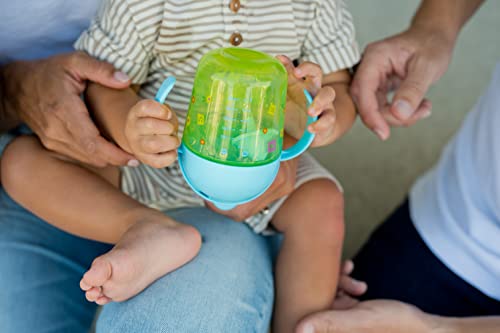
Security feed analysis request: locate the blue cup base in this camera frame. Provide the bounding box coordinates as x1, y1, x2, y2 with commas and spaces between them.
178, 145, 280, 208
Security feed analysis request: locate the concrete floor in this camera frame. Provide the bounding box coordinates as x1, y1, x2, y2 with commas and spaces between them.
310, 1, 500, 257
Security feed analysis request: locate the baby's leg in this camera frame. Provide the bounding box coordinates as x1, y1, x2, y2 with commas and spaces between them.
271, 179, 344, 333
1, 136, 201, 304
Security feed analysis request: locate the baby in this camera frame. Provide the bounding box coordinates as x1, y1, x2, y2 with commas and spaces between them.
1, 1, 359, 332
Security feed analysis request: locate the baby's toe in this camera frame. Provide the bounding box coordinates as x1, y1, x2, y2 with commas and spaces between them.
96, 296, 112, 305
85, 287, 103, 302
82, 256, 112, 288
80, 278, 92, 291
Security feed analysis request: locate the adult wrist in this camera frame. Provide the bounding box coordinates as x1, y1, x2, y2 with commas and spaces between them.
408, 20, 458, 49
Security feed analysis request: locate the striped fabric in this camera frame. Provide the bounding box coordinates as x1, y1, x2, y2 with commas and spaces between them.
75, 0, 359, 232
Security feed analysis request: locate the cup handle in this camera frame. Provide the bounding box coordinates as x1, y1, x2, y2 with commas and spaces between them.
154, 77, 177, 104
280, 89, 318, 161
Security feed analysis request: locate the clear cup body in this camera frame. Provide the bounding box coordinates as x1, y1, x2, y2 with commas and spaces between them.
182, 48, 287, 167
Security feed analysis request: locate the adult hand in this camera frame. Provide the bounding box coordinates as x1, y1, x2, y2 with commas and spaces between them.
206, 136, 299, 222
296, 299, 441, 333
351, 26, 456, 140
2, 51, 136, 167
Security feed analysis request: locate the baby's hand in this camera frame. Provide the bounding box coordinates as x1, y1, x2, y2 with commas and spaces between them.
277, 55, 337, 147
124, 99, 180, 168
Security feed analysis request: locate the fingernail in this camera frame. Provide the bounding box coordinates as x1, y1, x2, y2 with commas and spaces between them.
295, 69, 302, 77
422, 109, 432, 119
394, 100, 414, 119
302, 323, 315, 333
374, 128, 388, 141
308, 125, 315, 133
127, 159, 140, 167
114, 71, 130, 82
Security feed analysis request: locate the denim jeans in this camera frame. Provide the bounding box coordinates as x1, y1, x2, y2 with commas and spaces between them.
0, 187, 279, 333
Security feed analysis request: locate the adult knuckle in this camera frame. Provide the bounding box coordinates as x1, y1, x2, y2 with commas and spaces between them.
365, 41, 383, 54
69, 51, 86, 68
82, 136, 98, 155
42, 138, 57, 151
94, 60, 113, 77
402, 79, 426, 97
360, 113, 377, 128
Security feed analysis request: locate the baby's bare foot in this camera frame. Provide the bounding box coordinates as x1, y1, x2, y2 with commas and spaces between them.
79, 218, 201, 304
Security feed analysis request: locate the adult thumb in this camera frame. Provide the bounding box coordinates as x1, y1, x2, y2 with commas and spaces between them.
391, 64, 433, 121
72, 52, 131, 89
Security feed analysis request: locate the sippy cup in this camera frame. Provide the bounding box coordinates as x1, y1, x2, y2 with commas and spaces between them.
155, 48, 317, 210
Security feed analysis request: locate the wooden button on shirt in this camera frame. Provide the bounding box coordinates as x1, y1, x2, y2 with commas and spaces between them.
230, 32, 243, 46
229, 0, 241, 13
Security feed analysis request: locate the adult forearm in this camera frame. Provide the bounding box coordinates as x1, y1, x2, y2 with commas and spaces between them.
440, 316, 500, 333
0, 63, 23, 131
86, 83, 140, 153
411, 0, 484, 41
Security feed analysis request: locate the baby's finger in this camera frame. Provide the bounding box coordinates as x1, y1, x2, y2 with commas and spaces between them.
308, 86, 335, 117
338, 275, 368, 297
341, 260, 354, 275
133, 99, 172, 120
276, 55, 296, 76
135, 117, 176, 136
138, 151, 178, 169
139, 135, 180, 154
295, 61, 323, 95
308, 109, 336, 134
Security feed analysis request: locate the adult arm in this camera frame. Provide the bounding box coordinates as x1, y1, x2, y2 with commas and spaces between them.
296, 299, 500, 333
0, 52, 136, 166
351, 0, 485, 140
